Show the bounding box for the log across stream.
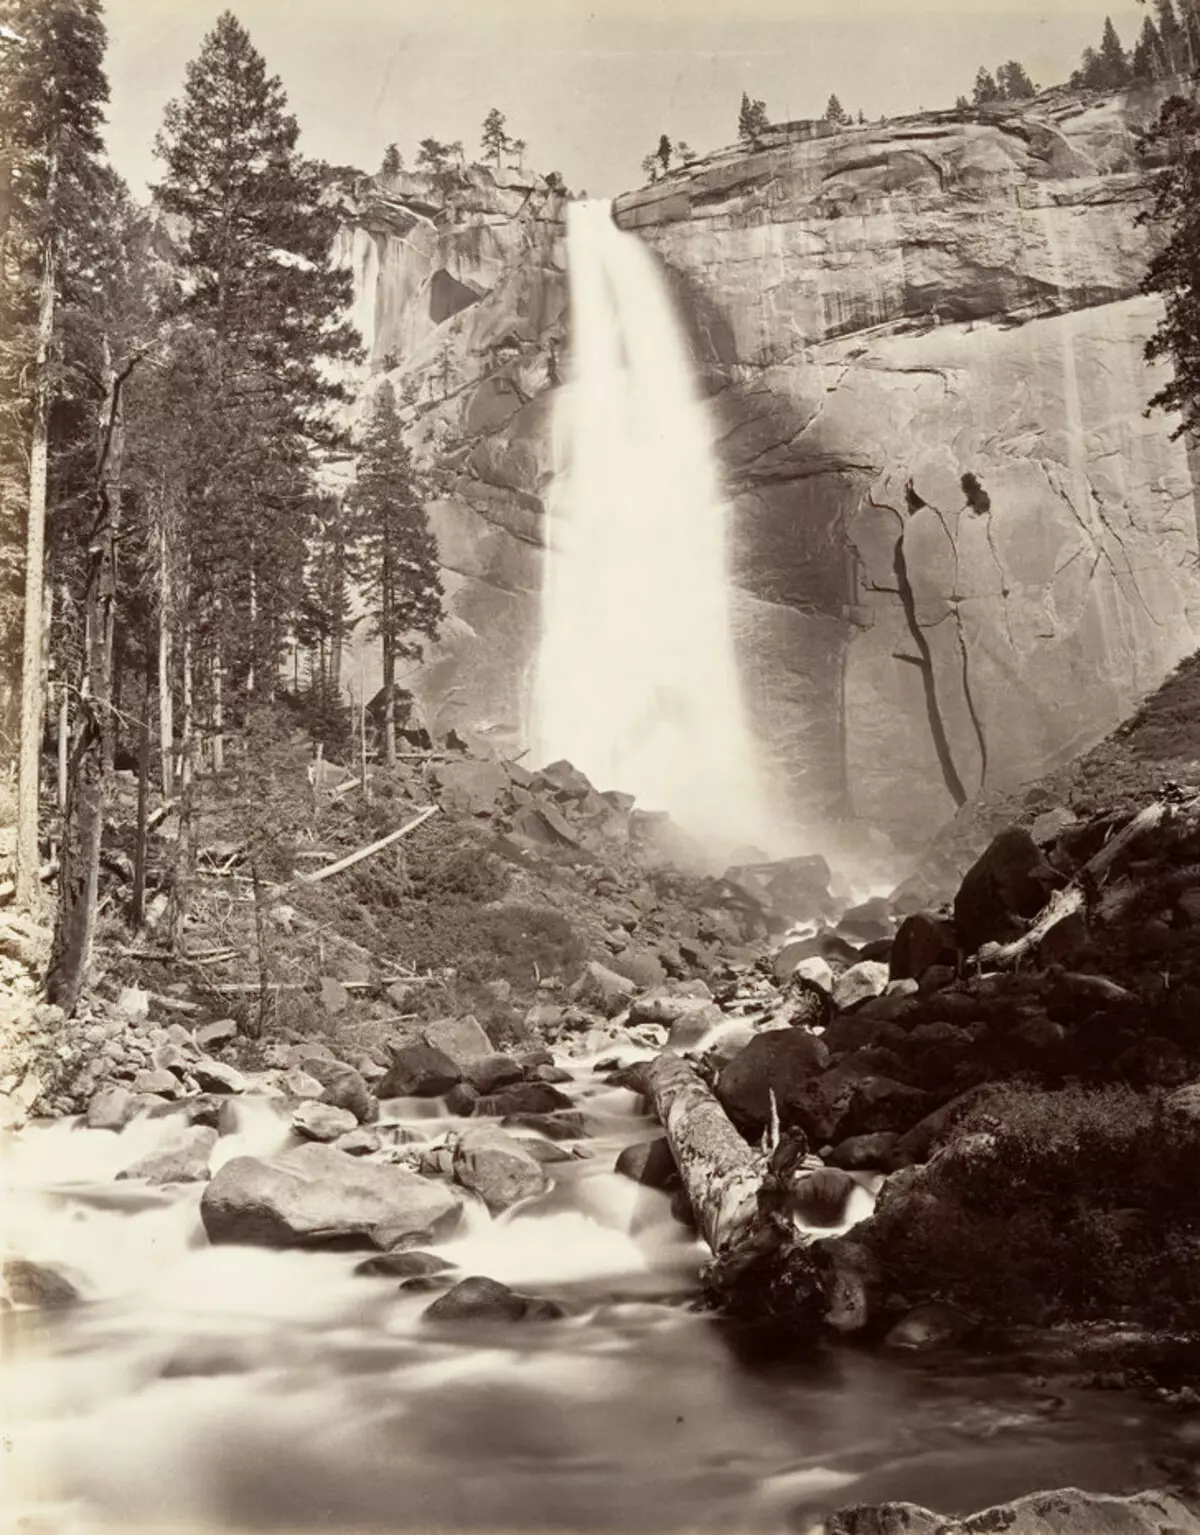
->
[2,1045,1191,1535]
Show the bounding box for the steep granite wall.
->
[343,88,1200,847]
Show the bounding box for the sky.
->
[102,0,1151,201]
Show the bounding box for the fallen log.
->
[977,792,1200,970]
[643,1054,829,1325]
[297,806,439,885]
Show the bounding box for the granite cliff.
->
[342,85,1200,850]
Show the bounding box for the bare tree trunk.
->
[246,562,257,698]
[14,155,57,910]
[56,680,68,815]
[131,646,151,929]
[180,621,193,789]
[382,629,396,768]
[212,638,225,774]
[46,349,136,1013]
[157,517,173,798]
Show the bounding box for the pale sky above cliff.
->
[103,0,1149,200]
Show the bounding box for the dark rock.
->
[792,1167,859,1228]
[1112,1035,1189,1088]
[954,826,1062,953]
[819,1236,883,1334]
[379,1043,463,1098]
[3,1258,81,1309]
[528,1063,572,1084]
[827,1132,899,1170]
[423,1275,530,1322]
[884,1301,975,1351]
[823,1014,909,1056]
[474,1082,574,1117]
[294,1056,375,1123]
[889,1086,992,1167]
[501,1110,589,1141]
[445,1082,480,1115]
[532,759,594,799]
[917,964,957,995]
[614,1137,678,1189]
[452,1124,550,1212]
[856,937,894,964]
[838,896,893,942]
[462,1053,525,1094]
[200,1142,462,1249]
[354,1251,454,1278]
[195,1018,237,1050]
[889,912,958,983]
[715,1029,830,1137]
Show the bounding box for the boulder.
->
[838,896,893,942]
[511,803,581,848]
[954,827,1061,954]
[462,1053,525,1094]
[832,961,890,1010]
[614,1137,678,1189]
[501,1110,589,1141]
[532,759,594,799]
[130,1068,182,1099]
[117,1125,217,1184]
[665,1003,724,1049]
[715,1029,831,1137]
[318,976,352,1016]
[85,1084,139,1131]
[452,1124,550,1212]
[627,982,712,1025]
[827,1132,899,1171]
[3,1258,80,1309]
[445,1082,480,1115]
[354,1250,454,1278]
[569,960,637,1017]
[423,1014,493,1066]
[195,1018,237,1050]
[293,1056,374,1123]
[192,1058,247,1094]
[791,1166,859,1228]
[474,1082,574,1117]
[334,1128,384,1157]
[884,1301,975,1352]
[378,1042,463,1098]
[430,759,510,815]
[291,1102,358,1143]
[424,1275,561,1322]
[200,1142,462,1249]
[889,911,958,983]
[819,1236,883,1335]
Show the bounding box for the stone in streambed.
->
[192,1058,247,1094]
[3,1258,81,1309]
[117,1125,217,1185]
[832,961,889,1010]
[293,1056,375,1123]
[354,1251,454,1279]
[474,1081,573,1117]
[462,1053,524,1094]
[195,1018,237,1050]
[423,1275,564,1323]
[291,1101,358,1143]
[568,961,637,1017]
[335,1127,384,1157]
[200,1142,462,1250]
[130,1068,182,1099]
[281,1067,326,1100]
[378,1042,462,1098]
[715,1029,830,1138]
[614,1137,678,1190]
[423,1014,493,1066]
[502,1110,588,1141]
[452,1124,549,1213]
[884,1301,976,1352]
[86,1084,139,1131]
[827,1132,899,1171]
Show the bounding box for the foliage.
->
[824,94,851,125]
[1139,92,1200,437]
[381,142,402,175]
[973,66,1001,104]
[737,91,770,141]
[416,137,455,173]
[869,1085,1200,1327]
[481,107,511,167]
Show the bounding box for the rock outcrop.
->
[341,87,1200,846]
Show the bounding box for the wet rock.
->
[423,1014,493,1066]
[614,1136,678,1189]
[792,1167,859,1228]
[379,1042,462,1098]
[192,1058,247,1094]
[819,1236,883,1335]
[424,1275,532,1322]
[295,1056,375,1123]
[292,1101,359,1143]
[884,1301,976,1352]
[335,1128,384,1157]
[889,912,958,983]
[715,1029,830,1138]
[130,1068,182,1099]
[462,1053,524,1094]
[569,960,637,1017]
[665,1003,724,1049]
[954,826,1062,954]
[3,1258,81,1309]
[354,1251,454,1279]
[502,1110,589,1141]
[200,1142,463,1249]
[838,896,893,942]
[195,1018,237,1050]
[513,1138,576,1164]
[827,1132,899,1171]
[85,1084,139,1131]
[452,1124,550,1212]
[628,983,712,1025]
[118,1124,218,1184]
[833,962,889,1010]
[474,1081,574,1117]
[529,1063,572,1084]
[281,1067,326,1100]
[823,1013,908,1057]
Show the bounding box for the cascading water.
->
[530,199,773,853]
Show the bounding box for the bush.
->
[868,1084,1200,1328]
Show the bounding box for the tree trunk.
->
[157,516,174,798]
[212,638,225,774]
[382,582,396,768]
[643,1055,829,1326]
[246,561,257,698]
[180,621,193,788]
[131,647,151,930]
[56,680,68,815]
[14,154,57,910]
[46,350,132,1012]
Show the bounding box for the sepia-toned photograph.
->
[3,0,1200,1530]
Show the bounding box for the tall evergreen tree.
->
[656,133,672,173]
[152,12,359,726]
[381,142,402,174]
[1133,14,1168,79]
[737,91,769,140]
[346,382,442,766]
[0,0,110,911]
[973,66,1001,104]
[1139,93,1200,436]
[1097,17,1132,86]
[1155,0,1193,73]
[481,107,510,167]
[824,93,850,124]
[996,60,1037,98]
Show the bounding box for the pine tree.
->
[1155,0,1192,73]
[973,66,1001,104]
[381,142,402,174]
[416,137,452,172]
[0,0,110,911]
[640,152,659,184]
[996,60,1037,98]
[955,94,971,110]
[1132,14,1167,79]
[509,136,526,170]
[1097,17,1132,87]
[824,93,850,124]
[676,140,694,163]
[152,12,359,725]
[481,107,510,167]
[346,382,442,766]
[656,133,672,173]
[1071,47,1104,88]
[1139,93,1200,436]
[738,91,769,141]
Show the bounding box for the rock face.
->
[819,1487,1200,1534]
[341,93,1200,847]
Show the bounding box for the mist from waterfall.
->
[530,199,772,855]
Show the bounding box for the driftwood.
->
[977,793,1199,970]
[297,805,439,885]
[643,1054,829,1324]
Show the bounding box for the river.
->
[1,1051,1187,1535]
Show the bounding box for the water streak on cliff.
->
[530,199,772,851]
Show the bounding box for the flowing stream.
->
[2,1055,1186,1535]
[530,199,772,854]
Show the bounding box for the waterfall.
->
[530,199,772,852]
